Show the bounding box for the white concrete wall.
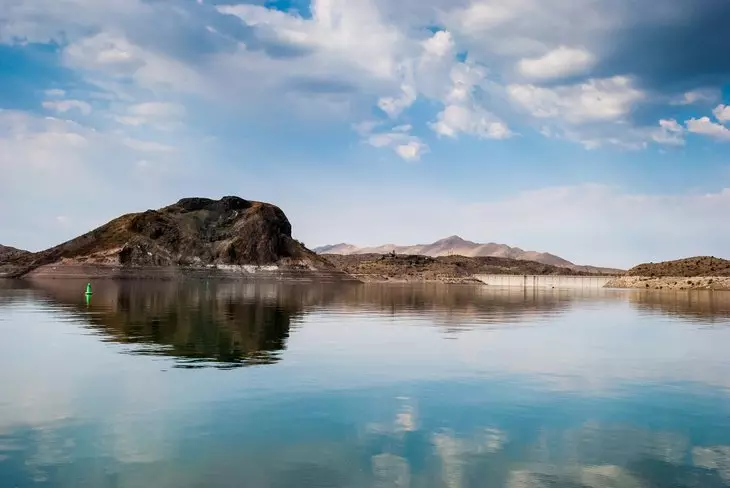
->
[474,274,616,289]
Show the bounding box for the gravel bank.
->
[606,275,730,290]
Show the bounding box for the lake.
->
[1,279,730,487]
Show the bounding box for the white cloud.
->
[218,0,405,81]
[377,81,417,118]
[507,76,644,123]
[395,140,428,161]
[670,88,720,106]
[712,104,730,124]
[114,102,186,128]
[365,125,428,161]
[652,118,685,146]
[42,99,92,115]
[685,117,730,141]
[517,46,595,80]
[431,105,513,139]
[422,30,455,58]
[62,32,208,96]
[0,0,148,45]
[430,61,514,140]
[447,1,523,35]
[1,0,728,173]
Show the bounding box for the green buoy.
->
[85,282,93,295]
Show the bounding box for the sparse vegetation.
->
[627,256,730,277]
[321,253,595,283]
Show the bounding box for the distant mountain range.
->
[314,236,624,274]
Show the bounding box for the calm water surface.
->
[1,280,730,487]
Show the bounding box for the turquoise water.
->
[1,280,730,487]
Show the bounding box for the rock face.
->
[314,235,623,274]
[0,245,30,262]
[2,196,343,280]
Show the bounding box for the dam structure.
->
[474,274,617,289]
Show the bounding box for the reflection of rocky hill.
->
[629,290,730,323]
[21,281,587,366]
[18,281,730,369]
[27,280,317,368]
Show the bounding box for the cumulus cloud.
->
[422,30,455,58]
[4,0,727,155]
[394,140,428,161]
[652,119,685,146]
[507,76,644,123]
[218,0,405,81]
[431,105,512,139]
[685,117,730,141]
[517,46,595,80]
[712,104,730,123]
[365,125,428,161]
[430,61,514,139]
[446,1,524,36]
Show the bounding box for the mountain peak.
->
[436,235,472,245]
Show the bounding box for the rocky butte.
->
[0,197,352,281]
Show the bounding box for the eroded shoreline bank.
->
[606,276,730,290]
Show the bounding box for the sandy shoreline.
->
[606,276,730,290]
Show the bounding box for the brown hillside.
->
[0,245,29,262]
[627,256,730,277]
[322,253,594,283]
[3,196,333,278]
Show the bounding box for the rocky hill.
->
[626,256,730,277]
[605,256,730,290]
[0,245,29,262]
[1,196,347,280]
[322,253,597,283]
[314,235,622,274]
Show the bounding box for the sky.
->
[1,0,729,268]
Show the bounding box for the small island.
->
[606,257,730,290]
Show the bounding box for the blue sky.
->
[1,0,730,267]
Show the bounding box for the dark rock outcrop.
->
[0,245,30,262]
[2,196,343,279]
